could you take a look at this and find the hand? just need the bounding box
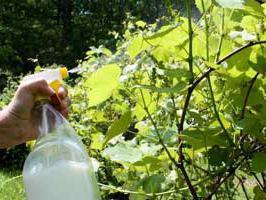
[0,79,71,148]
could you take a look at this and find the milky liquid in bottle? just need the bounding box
[24,160,98,200]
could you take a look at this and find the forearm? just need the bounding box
[0,106,25,148]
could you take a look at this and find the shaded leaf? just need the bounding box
[181,127,229,150]
[103,111,132,147]
[254,185,266,200]
[208,146,230,166]
[251,153,266,173]
[142,175,165,193]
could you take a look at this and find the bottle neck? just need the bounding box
[33,101,65,137]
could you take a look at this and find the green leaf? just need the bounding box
[133,89,156,120]
[143,24,179,40]
[143,127,177,145]
[244,0,264,17]
[133,156,163,171]
[251,153,266,173]
[86,64,121,107]
[103,142,143,163]
[254,185,266,200]
[208,146,230,166]
[103,111,132,147]
[127,36,150,58]
[227,48,252,71]
[249,51,266,74]
[181,127,229,150]
[164,68,192,79]
[241,15,260,32]
[142,175,165,193]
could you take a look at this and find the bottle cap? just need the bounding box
[60,67,69,79]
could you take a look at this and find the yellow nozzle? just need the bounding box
[60,67,69,79]
[49,80,61,93]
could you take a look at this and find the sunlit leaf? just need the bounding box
[103,142,143,163]
[86,64,121,107]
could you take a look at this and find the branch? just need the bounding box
[238,72,259,147]
[173,1,198,199]
[237,176,250,200]
[191,40,266,92]
[240,72,260,119]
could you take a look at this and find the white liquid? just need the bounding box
[24,160,99,200]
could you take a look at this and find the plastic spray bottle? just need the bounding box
[22,67,101,200]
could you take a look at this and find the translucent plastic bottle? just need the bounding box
[22,68,101,200]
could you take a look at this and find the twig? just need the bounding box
[240,73,260,119]
[98,183,177,197]
[237,176,250,200]
[251,171,265,192]
[139,89,179,168]
[261,172,266,188]
[238,72,259,145]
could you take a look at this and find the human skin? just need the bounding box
[0,79,70,148]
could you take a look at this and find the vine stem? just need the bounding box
[174,1,199,199]
[201,1,233,145]
[177,40,266,199]
[238,72,259,146]
[235,176,250,200]
[240,72,259,119]
[98,183,176,197]
[138,89,179,168]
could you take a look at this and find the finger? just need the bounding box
[22,79,55,97]
[60,108,68,118]
[50,94,62,109]
[63,96,71,107]
[58,86,68,99]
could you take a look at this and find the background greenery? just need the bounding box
[1,0,266,200]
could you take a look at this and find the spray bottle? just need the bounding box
[22,67,101,200]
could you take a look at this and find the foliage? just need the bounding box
[0,0,186,76]
[1,0,266,200]
[67,0,266,199]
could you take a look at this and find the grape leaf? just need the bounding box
[103,110,132,147]
[103,142,143,163]
[251,153,266,173]
[86,64,121,107]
